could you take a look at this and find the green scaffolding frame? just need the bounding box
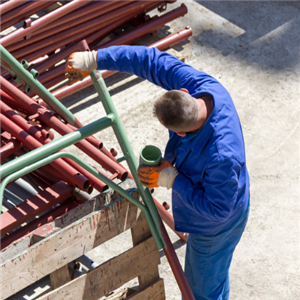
[0,45,165,250]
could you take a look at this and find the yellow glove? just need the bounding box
[137,158,178,189]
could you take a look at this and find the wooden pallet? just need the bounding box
[0,180,166,300]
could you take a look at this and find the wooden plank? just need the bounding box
[49,264,70,290]
[131,214,160,290]
[1,198,141,299]
[36,237,160,300]
[126,279,165,300]
[105,279,165,300]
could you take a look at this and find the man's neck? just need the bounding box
[193,95,214,130]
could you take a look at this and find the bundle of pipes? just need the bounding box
[0,0,191,248]
[0,0,187,93]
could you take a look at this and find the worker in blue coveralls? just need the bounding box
[66,46,250,300]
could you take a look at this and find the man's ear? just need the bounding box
[180,88,189,94]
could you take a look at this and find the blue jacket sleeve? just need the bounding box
[97,45,218,93]
[172,157,242,222]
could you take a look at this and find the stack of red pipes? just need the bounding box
[0,0,191,249]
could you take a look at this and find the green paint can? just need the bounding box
[140,145,162,166]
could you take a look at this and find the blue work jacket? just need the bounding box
[96,46,250,234]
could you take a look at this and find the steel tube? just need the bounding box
[0,0,92,47]
[14,1,157,63]
[0,0,27,15]
[0,113,90,191]
[1,199,79,250]
[45,27,192,101]
[161,223,196,300]
[1,78,128,180]
[0,151,157,247]
[0,88,31,113]
[7,1,133,52]
[0,181,74,236]
[0,138,22,163]
[1,100,52,145]
[27,11,143,78]
[1,0,58,31]
[0,113,115,179]
[62,155,109,193]
[67,124,103,149]
[98,4,188,48]
[1,45,77,126]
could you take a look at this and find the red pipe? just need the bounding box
[25,12,145,78]
[0,199,79,250]
[161,222,195,300]
[0,0,27,15]
[0,181,74,236]
[0,138,22,163]
[1,100,52,145]
[30,8,189,93]
[44,27,192,101]
[7,0,134,52]
[98,4,188,48]
[1,0,58,31]
[12,0,158,63]
[0,113,90,191]
[1,79,128,180]
[67,124,103,149]
[0,88,31,114]
[0,0,92,47]
[154,197,188,242]
[62,155,109,193]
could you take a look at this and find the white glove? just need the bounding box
[157,167,179,189]
[70,50,97,72]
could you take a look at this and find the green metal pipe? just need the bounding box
[0,114,115,179]
[0,45,75,125]
[0,151,161,249]
[91,70,165,249]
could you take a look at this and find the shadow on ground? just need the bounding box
[195,1,300,71]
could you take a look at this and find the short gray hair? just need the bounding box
[153,90,198,132]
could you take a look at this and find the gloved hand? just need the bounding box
[65,51,97,85]
[137,158,178,189]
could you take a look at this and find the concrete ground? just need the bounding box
[37,1,300,299]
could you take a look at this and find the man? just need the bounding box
[66,46,250,300]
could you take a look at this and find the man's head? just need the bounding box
[153,89,199,135]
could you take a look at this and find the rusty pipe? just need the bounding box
[0,113,90,191]
[0,0,92,47]
[25,9,149,78]
[161,222,195,300]
[0,138,22,163]
[98,4,188,49]
[44,26,192,101]
[12,0,158,62]
[30,11,190,93]
[0,88,32,114]
[62,155,109,193]
[67,124,103,149]
[1,0,58,31]
[1,100,52,145]
[7,1,134,52]
[1,78,128,180]
[0,0,28,15]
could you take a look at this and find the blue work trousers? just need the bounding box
[184,202,250,300]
